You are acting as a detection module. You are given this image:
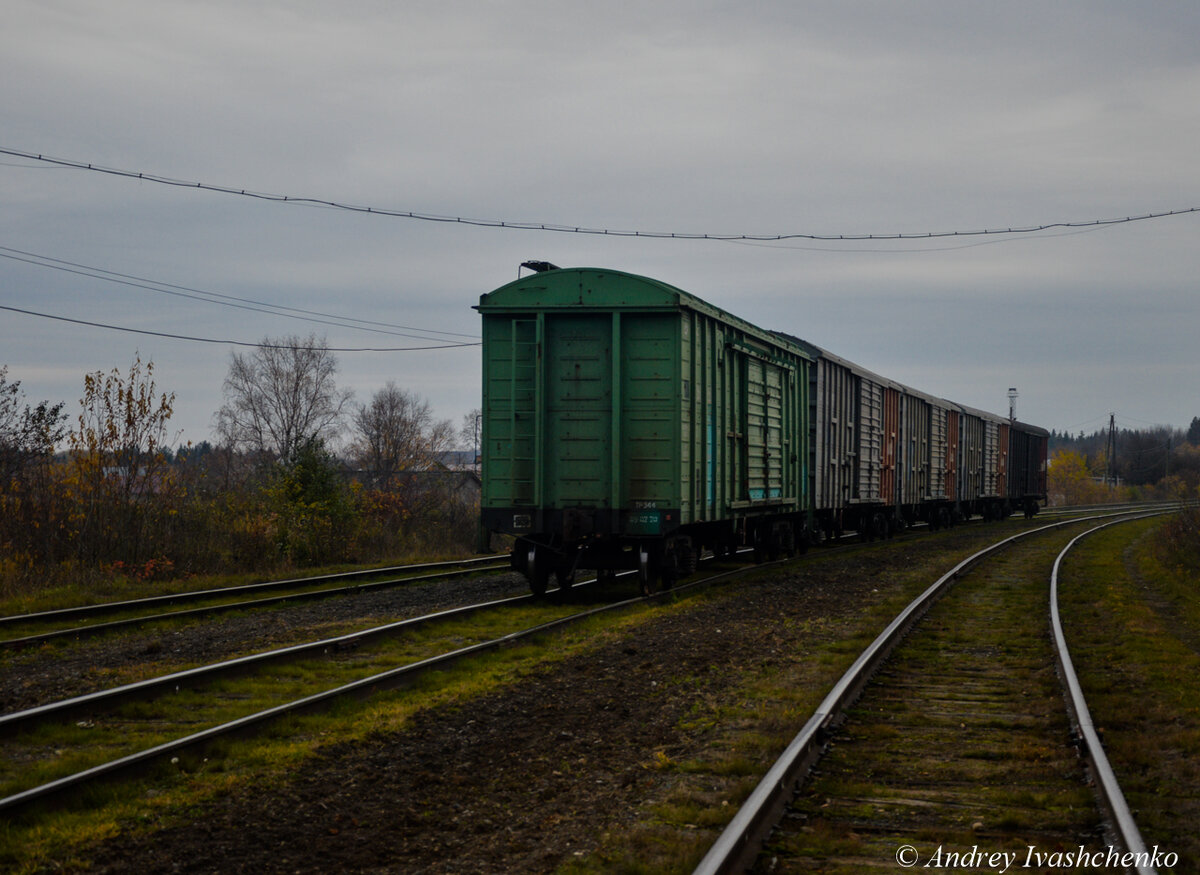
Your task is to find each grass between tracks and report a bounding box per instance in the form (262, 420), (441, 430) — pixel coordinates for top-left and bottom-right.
(0, 552), (473, 620)
(1057, 516), (1200, 870)
(0, 597), (599, 803)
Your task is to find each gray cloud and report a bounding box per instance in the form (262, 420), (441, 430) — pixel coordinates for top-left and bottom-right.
(3, 0), (1198, 443)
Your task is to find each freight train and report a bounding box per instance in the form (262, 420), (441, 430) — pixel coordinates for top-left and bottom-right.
(477, 265), (1048, 595)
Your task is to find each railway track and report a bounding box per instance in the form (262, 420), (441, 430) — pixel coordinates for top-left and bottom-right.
(1, 506), (1167, 656)
(0, 523), (1016, 819)
(0, 553), (762, 817)
(2, 504), (1180, 868)
(695, 511), (1171, 875)
(0, 555), (511, 650)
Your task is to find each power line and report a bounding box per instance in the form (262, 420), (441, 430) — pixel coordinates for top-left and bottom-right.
(0, 245), (479, 342)
(0, 305), (480, 352)
(4, 146), (1198, 242)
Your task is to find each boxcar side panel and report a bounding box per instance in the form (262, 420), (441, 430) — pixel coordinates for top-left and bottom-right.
(681, 310), (809, 529)
(481, 315), (539, 513)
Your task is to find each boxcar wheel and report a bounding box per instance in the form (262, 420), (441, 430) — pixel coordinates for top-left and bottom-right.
(638, 547), (653, 596)
(528, 547), (549, 597)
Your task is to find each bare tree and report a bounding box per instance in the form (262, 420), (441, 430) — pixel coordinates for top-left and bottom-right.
(460, 408), (482, 473)
(0, 365), (67, 487)
(215, 334), (352, 461)
(352, 382), (453, 487)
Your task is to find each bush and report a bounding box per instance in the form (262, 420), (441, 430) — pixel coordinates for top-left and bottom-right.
(1158, 503), (1200, 571)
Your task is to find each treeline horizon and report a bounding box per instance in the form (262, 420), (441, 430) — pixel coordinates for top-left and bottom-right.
(1049, 417), (1200, 488)
(0, 342), (482, 597)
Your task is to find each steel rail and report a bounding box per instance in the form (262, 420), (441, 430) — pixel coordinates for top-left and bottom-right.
(0, 561), (747, 816)
(1050, 515), (1167, 875)
(3, 552), (747, 732)
(0, 560), (512, 651)
(0, 591), (531, 736)
(692, 510), (1140, 875)
(0, 554), (503, 629)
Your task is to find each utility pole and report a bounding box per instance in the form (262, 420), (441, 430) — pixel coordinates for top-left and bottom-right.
(1106, 413), (1117, 487)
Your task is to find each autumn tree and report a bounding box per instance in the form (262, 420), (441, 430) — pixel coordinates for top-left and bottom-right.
(215, 334), (352, 462)
(1047, 448), (1117, 506)
(351, 382), (454, 488)
(68, 355), (177, 563)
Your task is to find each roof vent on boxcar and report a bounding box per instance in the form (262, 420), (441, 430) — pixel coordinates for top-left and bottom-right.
(520, 261), (559, 274)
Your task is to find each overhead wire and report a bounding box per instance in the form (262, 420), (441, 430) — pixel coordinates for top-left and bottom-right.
(0, 246), (479, 342)
(3, 146), (1197, 243)
(0, 305), (479, 352)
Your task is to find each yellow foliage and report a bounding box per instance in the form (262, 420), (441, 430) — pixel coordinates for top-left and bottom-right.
(1047, 449), (1119, 506)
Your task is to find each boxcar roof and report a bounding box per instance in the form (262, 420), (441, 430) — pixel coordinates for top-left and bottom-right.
(478, 266), (813, 360)
(1011, 420), (1050, 437)
(773, 330), (966, 411)
(480, 267), (1022, 427)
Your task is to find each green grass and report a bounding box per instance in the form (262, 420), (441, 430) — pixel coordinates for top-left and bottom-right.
(1057, 516), (1200, 866)
(0, 550), (482, 619)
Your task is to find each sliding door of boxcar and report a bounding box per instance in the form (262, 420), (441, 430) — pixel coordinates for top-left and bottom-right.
(996, 422), (1010, 498)
(897, 392), (930, 506)
(816, 360), (855, 509)
(856, 380), (883, 503)
(743, 356), (785, 501)
(881, 387), (899, 507)
(945, 410), (959, 500)
(982, 419), (1000, 497)
(929, 405), (948, 501)
(960, 413), (984, 502)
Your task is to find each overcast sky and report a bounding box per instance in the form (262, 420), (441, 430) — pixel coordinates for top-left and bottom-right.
(3, 1), (1198, 448)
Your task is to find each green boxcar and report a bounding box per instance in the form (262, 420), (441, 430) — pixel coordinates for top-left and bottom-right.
(477, 267), (812, 593)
